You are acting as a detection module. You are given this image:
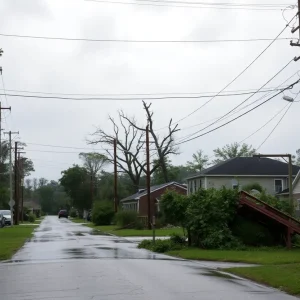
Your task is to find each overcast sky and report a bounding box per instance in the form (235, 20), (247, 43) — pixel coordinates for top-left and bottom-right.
(0, 0), (299, 181)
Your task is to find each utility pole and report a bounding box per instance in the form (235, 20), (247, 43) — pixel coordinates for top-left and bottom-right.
(114, 138), (118, 213)
(19, 155), (26, 223)
(16, 151), (25, 224)
(0, 102), (11, 170)
(253, 154), (294, 214)
(14, 142), (18, 224)
(146, 125), (151, 229)
(4, 131), (18, 225)
(14, 143), (24, 225)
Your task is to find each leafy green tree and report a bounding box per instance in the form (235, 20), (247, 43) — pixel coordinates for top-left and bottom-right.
(97, 171), (136, 202)
(79, 152), (109, 177)
(151, 158), (180, 185)
(160, 190), (189, 228)
(22, 158), (35, 177)
(187, 150), (210, 172)
(59, 165), (92, 211)
(213, 142), (256, 164)
(39, 185), (55, 213)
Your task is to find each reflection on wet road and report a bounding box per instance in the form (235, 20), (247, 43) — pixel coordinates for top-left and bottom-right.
(0, 216), (297, 299)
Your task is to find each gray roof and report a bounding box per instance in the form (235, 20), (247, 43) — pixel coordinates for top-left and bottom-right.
(186, 157), (300, 180)
(120, 182), (186, 202)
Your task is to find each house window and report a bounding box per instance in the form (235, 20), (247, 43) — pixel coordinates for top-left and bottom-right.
(193, 180), (197, 192)
(274, 179), (283, 193)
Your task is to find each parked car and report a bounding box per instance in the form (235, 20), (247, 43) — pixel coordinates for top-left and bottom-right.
(0, 210), (12, 226)
(0, 212), (5, 228)
(58, 210), (68, 219)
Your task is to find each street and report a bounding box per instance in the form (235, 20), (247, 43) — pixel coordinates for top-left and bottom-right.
(0, 216), (297, 300)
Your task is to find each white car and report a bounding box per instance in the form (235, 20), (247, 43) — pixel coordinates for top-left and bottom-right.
(0, 210), (12, 226)
(0, 212), (5, 227)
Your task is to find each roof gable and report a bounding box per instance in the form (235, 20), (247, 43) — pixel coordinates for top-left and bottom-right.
(120, 182), (187, 202)
(186, 157), (300, 179)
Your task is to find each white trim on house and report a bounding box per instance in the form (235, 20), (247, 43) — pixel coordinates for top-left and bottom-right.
(122, 201), (138, 212)
(204, 177), (208, 189)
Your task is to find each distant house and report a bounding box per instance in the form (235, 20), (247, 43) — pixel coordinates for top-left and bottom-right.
(277, 170), (300, 217)
(23, 200), (41, 216)
(120, 182), (187, 217)
(186, 157), (300, 196)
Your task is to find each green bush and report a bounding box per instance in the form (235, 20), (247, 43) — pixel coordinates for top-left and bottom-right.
(138, 238), (185, 253)
(92, 201), (115, 226)
(115, 211), (140, 228)
(28, 213), (36, 223)
(138, 239), (153, 249)
(169, 233), (186, 245)
(69, 208), (77, 218)
(186, 187), (241, 248)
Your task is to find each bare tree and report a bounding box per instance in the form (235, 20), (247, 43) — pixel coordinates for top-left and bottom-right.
(89, 114), (146, 190)
(89, 101), (180, 187)
(120, 101), (180, 183)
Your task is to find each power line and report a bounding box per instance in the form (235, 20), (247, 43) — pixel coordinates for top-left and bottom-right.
(175, 79), (300, 145)
(177, 58), (294, 143)
(0, 32), (293, 43)
(256, 102), (293, 150)
(0, 86), (290, 96)
(165, 71), (299, 132)
(238, 103), (290, 144)
(85, 0), (292, 10)
(169, 13), (297, 127)
(0, 87), (290, 101)
(25, 142), (108, 151)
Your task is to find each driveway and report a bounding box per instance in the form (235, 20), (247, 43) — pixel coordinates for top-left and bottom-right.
(0, 216), (297, 299)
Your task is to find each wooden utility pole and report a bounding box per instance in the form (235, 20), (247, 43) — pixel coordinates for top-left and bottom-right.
(0, 103), (11, 175)
(254, 154), (294, 213)
(114, 138), (118, 213)
(19, 157), (26, 223)
(146, 125), (151, 229)
(4, 131), (19, 225)
(14, 142), (18, 224)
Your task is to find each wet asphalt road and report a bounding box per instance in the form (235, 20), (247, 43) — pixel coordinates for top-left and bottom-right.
(0, 216), (298, 300)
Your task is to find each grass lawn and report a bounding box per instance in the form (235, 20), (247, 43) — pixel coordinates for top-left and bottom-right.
(0, 226), (36, 260)
(71, 219), (184, 237)
(226, 264), (300, 295)
(167, 248), (300, 265)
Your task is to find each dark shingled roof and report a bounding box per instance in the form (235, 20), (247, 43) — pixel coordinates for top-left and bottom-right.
(186, 157), (300, 179)
(120, 182), (186, 202)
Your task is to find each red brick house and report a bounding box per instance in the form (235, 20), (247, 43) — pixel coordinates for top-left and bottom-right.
(120, 182), (187, 217)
